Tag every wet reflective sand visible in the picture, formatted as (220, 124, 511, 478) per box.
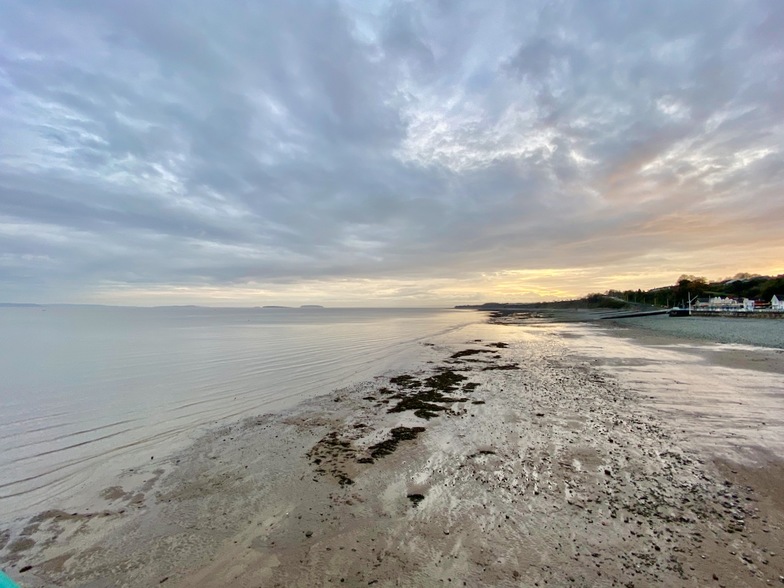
(563, 322, 784, 464)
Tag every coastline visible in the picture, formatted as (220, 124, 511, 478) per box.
(2, 319, 783, 587)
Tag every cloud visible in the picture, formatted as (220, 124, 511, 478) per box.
(0, 0, 782, 304)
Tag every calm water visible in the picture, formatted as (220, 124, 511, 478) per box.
(0, 306, 480, 520)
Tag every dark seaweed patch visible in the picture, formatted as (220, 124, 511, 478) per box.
(488, 342, 509, 348)
(366, 426, 426, 460)
(450, 349, 493, 359)
(386, 369, 473, 419)
(389, 375, 420, 389)
(407, 493, 425, 507)
(481, 364, 520, 371)
(468, 449, 497, 458)
(387, 387, 468, 419)
(424, 369, 467, 392)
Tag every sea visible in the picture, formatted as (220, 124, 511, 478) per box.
(0, 306, 481, 521)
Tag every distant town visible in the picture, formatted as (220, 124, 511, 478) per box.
(457, 273, 784, 318)
(607, 273, 784, 316)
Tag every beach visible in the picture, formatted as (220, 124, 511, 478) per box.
(2, 316, 784, 587)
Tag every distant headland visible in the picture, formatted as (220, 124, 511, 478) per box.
(261, 305, 325, 309)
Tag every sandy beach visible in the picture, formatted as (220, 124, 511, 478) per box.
(2, 318, 784, 587)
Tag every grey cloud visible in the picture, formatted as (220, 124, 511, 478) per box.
(0, 0, 782, 303)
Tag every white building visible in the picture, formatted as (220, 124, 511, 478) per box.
(707, 296, 743, 310)
(742, 298, 756, 311)
(772, 295, 784, 311)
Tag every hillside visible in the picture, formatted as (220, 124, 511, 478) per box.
(456, 273, 784, 311)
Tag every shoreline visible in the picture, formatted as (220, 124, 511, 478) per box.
(0, 306, 477, 524)
(2, 320, 783, 586)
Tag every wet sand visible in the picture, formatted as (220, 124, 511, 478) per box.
(2, 321, 783, 587)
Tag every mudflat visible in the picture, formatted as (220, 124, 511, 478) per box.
(2, 321, 783, 587)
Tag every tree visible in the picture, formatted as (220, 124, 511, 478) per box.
(761, 277, 784, 300)
(674, 275, 707, 302)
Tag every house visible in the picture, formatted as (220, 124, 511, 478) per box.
(772, 295, 784, 311)
(707, 296, 742, 311)
(742, 298, 756, 311)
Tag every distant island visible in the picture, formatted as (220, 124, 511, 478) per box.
(456, 294, 629, 311)
(261, 305, 325, 309)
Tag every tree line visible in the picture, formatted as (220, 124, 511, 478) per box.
(604, 273, 784, 308)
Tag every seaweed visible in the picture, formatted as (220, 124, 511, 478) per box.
(386, 369, 473, 419)
(407, 493, 426, 507)
(389, 375, 420, 389)
(366, 426, 426, 460)
(424, 369, 467, 391)
(450, 349, 493, 359)
(386, 387, 469, 419)
(481, 364, 520, 371)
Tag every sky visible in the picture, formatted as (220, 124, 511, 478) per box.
(1, 1, 783, 307)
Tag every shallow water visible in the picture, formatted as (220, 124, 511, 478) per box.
(0, 306, 480, 520)
(550, 322, 784, 464)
